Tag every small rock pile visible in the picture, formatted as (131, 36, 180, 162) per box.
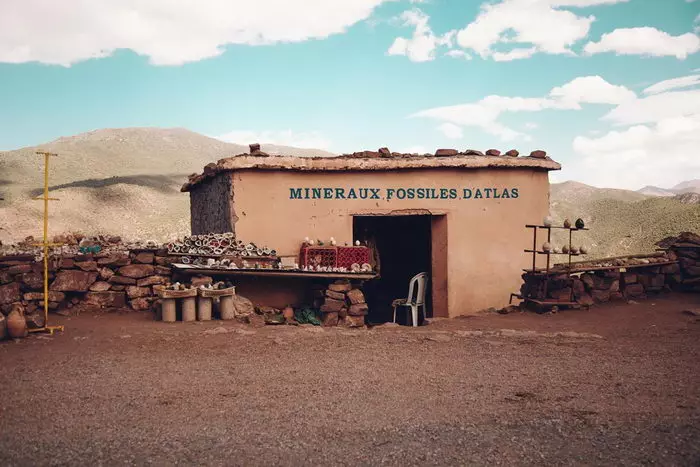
(338, 148, 548, 159)
(657, 231, 700, 292)
(314, 280, 368, 327)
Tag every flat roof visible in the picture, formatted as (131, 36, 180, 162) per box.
(181, 153, 561, 192)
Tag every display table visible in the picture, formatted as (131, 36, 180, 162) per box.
(171, 264, 377, 281)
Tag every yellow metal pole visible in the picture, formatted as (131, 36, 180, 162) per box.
(29, 151, 64, 335)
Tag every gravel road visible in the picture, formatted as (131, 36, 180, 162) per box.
(1, 294, 699, 466)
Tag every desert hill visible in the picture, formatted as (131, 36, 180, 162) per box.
(0, 127, 334, 243)
(636, 179, 700, 197)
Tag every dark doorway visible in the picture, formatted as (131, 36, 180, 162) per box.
(353, 215, 433, 324)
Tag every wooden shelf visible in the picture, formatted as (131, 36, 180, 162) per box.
(172, 264, 377, 280)
(523, 260, 678, 276)
(524, 249, 586, 256)
(525, 225, 589, 231)
(525, 298, 579, 307)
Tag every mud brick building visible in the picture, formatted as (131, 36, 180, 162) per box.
(181, 149, 560, 317)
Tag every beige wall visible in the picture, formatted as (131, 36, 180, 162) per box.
(229, 167, 551, 316)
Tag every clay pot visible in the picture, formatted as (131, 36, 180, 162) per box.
(563, 218, 572, 229)
(575, 218, 585, 229)
(282, 306, 295, 321)
(7, 304, 28, 339)
(543, 216, 553, 227)
(542, 242, 552, 252)
(580, 246, 588, 255)
(562, 245, 570, 254)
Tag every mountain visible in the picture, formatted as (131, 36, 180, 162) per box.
(550, 181, 700, 260)
(636, 179, 700, 197)
(0, 127, 335, 244)
(671, 179, 700, 194)
(637, 186, 676, 197)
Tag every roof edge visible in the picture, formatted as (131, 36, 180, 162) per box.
(181, 154, 561, 192)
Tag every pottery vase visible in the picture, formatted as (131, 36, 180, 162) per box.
(7, 305, 28, 339)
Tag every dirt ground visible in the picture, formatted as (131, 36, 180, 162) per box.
(1, 293, 700, 466)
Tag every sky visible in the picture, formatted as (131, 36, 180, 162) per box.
(0, 0, 699, 190)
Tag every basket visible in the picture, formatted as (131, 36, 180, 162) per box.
(299, 246, 337, 268)
(336, 246, 370, 269)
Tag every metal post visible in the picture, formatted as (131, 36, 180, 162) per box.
(29, 151, 64, 335)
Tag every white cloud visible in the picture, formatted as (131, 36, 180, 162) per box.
(437, 122, 464, 139)
(410, 75, 631, 141)
(569, 114, 700, 189)
(584, 27, 700, 59)
(602, 89, 700, 126)
(643, 74, 700, 94)
(445, 49, 472, 60)
(549, 75, 636, 106)
(525, 122, 539, 129)
(0, 0, 389, 66)
(215, 129, 332, 150)
(387, 9, 454, 62)
(453, 0, 629, 61)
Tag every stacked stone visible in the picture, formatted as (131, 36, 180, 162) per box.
(525, 261, 682, 308)
(0, 248, 175, 329)
(316, 280, 368, 328)
(665, 232, 700, 292)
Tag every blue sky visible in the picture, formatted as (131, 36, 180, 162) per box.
(0, 0, 699, 189)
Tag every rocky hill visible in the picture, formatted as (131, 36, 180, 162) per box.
(0, 128, 334, 244)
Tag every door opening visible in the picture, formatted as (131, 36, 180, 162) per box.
(353, 215, 436, 324)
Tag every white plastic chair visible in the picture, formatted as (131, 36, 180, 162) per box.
(392, 272, 429, 327)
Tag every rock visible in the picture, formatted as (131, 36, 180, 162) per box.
(126, 286, 151, 299)
(328, 282, 352, 293)
(609, 291, 624, 301)
(609, 280, 620, 293)
(325, 290, 345, 301)
(505, 149, 519, 157)
(591, 289, 610, 303)
(6, 264, 32, 275)
(85, 291, 126, 308)
(435, 149, 458, 157)
(23, 291, 65, 302)
(321, 312, 339, 327)
(320, 298, 344, 313)
(498, 305, 520, 314)
(577, 293, 594, 307)
(154, 265, 172, 275)
(0, 270, 11, 284)
(118, 264, 154, 279)
(137, 275, 168, 287)
(20, 272, 43, 289)
(339, 306, 348, 319)
(75, 261, 98, 272)
(98, 255, 129, 267)
(232, 294, 255, 317)
(572, 279, 585, 298)
(344, 315, 365, 328)
(485, 149, 501, 156)
(0, 282, 21, 305)
(190, 275, 213, 287)
(378, 147, 391, 157)
(682, 308, 700, 316)
(110, 285, 126, 291)
(622, 273, 637, 285)
(249, 143, 261, 153)
(581, 273, 595, 290)
(0, 313, 6, 340)
(108, 275, 136, 285)
(99, 267, 115, 280)
(623, 283, 645, 298)
(129, 298, 152, 311)
(529, 150, 547, 159)
(134, 252, 154, 264)
(50, 270, 98, 292)
(463, 149, 484, 156)
(155, 256, 176, 266)
(348, 303, 369, 316)
(25, 311, 46, 329)
(686, 266, 700, 276)
(346, 289, 366, 305)
(650, 274, 665, 288)
(661, 263, 680, 274)
(89, 281, 112, 292)
(59, 258, 75, 269)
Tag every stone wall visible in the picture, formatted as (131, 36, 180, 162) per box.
(312, 280, 367, 327)
(0, 249, 174, 328)
(189, 172, 235, 235)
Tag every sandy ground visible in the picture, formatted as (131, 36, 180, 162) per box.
(1, 293, 700, 466)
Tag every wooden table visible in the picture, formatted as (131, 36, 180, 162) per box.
(171, 264, 377, 281)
